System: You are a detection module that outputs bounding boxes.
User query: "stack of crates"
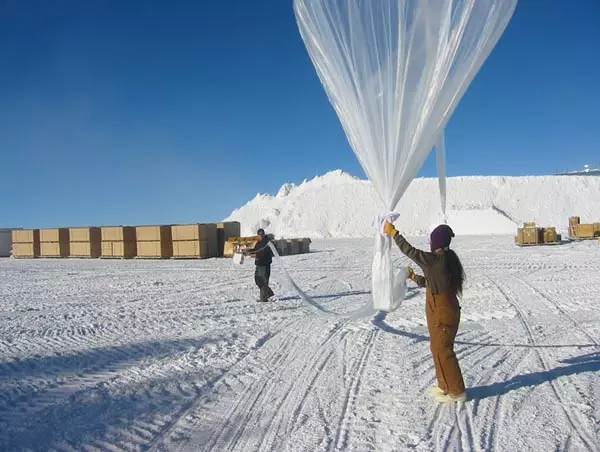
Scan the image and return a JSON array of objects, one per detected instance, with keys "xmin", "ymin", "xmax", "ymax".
[
  {"xmin": 40, "ymin": 228, "xmax": 70, "ymax": 257},
  {"xmin": 69, "ymin": 227, "xmax": 102, "ymax": 258},
  {"xmin": 136, "ymin": 226, "xmax": 173, "ymax": 259},
  {"xmin": 515, "ymin": 222, "xmax": 561, "ymax": 246},
  {"xmin": 12, "ymin": 229, "xmax": 40, "ymax": 258},
  {"xmin": 515, "ymin": 223, "xmax": 541, "ymax": 246},
  {"xmin": 568, "ymin": 216, "xmax": 599, "ymax": 240},
  {"xmin": 172, "ymin": 224, "xmax": 218, "ymax": 259},
  {"xmin": 101, "ymin": 226, "xmax": 137, "ymax": 258}
]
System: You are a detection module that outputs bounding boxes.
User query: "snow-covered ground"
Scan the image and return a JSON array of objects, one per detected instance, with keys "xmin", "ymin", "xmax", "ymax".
[
  {"xmin": 225, "ymin": 170, "xmax": 600, "ymax": 238},
  {"xmin": 1, "ymin": 235, "xmax": 599, "ymax": 451}
]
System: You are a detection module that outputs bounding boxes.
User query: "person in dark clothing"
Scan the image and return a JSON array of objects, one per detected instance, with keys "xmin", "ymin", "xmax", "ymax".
[
  {"xmin": 384, "ymin": 222, "xmax": 467, "ymax": 403},
  {"xmin": 245, "ymin": 228, "xmax": 275, "ymax": 302}
]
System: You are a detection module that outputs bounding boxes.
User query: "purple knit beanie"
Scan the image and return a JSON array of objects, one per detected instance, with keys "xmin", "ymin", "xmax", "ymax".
[{"xmin": 430, "ymin": 224, "xmax": 455, "ymax": 252}]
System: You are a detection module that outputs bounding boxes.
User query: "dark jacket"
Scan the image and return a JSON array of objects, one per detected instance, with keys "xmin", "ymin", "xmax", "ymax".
[
  {"xmin": 393, "ymin": 233, "xmax": 454, "ymax": 296},
  {"xmin": 248, "ymin": 237, "xmax": 273, "ymax": 266}
]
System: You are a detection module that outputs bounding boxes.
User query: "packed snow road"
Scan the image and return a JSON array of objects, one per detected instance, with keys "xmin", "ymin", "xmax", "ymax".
[{"xmin": 1, "ymin": 236, "xmax": 599, "ymax": 451}]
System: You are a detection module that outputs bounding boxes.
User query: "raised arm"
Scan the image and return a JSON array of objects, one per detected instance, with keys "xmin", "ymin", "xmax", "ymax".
[{"xmin": 393, "ymin": 233, "xmax": 440, "ymax": 271}]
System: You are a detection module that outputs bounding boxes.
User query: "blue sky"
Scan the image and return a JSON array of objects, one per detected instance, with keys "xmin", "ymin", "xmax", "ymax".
[{"xmin": 1, "ymin": 1, "xmax": 599, "ymax": 228}]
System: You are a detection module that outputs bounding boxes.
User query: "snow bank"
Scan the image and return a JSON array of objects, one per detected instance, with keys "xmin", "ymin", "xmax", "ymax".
[{"xmin": 224, "ymin": 170, "xmax": 600, "ymax": 238}]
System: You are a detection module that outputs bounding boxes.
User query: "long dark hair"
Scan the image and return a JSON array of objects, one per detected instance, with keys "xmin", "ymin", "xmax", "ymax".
[{"xmin": 445, "ymin": 250, "xmax": 466, "ymax": 298}]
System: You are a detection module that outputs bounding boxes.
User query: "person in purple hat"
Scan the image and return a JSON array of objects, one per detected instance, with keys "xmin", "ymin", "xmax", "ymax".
[{"xmin": 383, "ymin": 221, "xmax": 467, "ymax": 403}]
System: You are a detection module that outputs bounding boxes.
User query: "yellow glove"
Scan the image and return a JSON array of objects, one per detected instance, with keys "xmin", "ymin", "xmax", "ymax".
[
  {"xmin": 383, "ymin": 222, "xmax": 398, "ymax": 237},
  {"xmin": 407, "ymin": 266, "xmax": 416, "ymax": 281}
]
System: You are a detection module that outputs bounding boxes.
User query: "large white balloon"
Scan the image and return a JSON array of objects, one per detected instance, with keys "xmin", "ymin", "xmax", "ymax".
[{"xmin": 294, "ymin": 0, "xmax": 517, "ymax": 311}]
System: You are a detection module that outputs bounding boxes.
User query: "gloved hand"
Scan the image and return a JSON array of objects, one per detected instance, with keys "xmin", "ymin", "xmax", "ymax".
[
  {"xmin": 407, "ymin": 265, "xmax": 416, "ymax": 281},
  {"xmin": 383, "ymin": 222, "xmax": 398, "ymax": 237}
]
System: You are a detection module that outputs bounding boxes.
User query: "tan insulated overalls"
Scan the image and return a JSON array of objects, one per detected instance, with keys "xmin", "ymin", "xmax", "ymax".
[{"xmin": 394, "ymin": 233, "xmax": 466, "ymax": 395}]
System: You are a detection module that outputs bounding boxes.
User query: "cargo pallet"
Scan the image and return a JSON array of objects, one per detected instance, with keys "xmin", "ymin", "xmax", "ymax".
[
  {"xmin": 515, "ymin": 240, "xmax": 564, "ymax": 247},
  {"xmin": 567, "ymin": 236, "xmax": 599, "ymax": 241}
]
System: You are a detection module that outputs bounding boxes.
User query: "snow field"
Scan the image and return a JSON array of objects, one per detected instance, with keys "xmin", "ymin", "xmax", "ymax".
[{"xmin": 0, "ymin": 235, "xmax": 599, "ymax": 451}]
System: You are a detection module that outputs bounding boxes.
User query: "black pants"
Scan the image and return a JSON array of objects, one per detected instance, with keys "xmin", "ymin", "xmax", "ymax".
[{"xmin": 255, "ymin": 265, "xmax": 274, "ymax": 301}]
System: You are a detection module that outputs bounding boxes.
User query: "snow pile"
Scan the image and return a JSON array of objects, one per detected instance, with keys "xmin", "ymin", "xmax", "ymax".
[{"xmin": 224, "ymin": 170, "xmax": 600, "ymax": 238}]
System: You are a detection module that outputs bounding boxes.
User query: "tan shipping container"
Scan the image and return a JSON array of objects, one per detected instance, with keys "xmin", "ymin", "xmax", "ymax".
[
  {"xmin": 40, "ymin": 241, "xmax": 70, "ymax": 258},
  {"xmin": 40, "ymin": 228, "xmax": 69, "ymax": 243},
  {"xmin": 13, "ymin": 242, "xmax": 40, "ymax": 258},
  {"xmin": 569, "ymin": 216, "xmax": 581, "ymax": 225},
  {"xmin": 70, "ymin": 241, "xmax": 101, "ymax": 258},
  {"xmin": 101, "ymin": 226, "xmax": 136, "ymax": 243},
  {"xmin": 594, "ymin": 223, "xmax": 600, "ymax": 234},
  {"xmin": 101, "ymin": 241, "xmax": 137, "ymax": 258},
  {"xmin": 12, "ymin": 229, "xmax": 40, "ymax": 244},
  {"xmin": 69, "ymin": 227, "xmax": 101, "ymax": 243}
]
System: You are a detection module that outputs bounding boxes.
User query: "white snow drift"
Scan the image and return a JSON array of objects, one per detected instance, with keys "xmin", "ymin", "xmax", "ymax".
[{"xmin": 225, "ymin": 170, "xmax": 600, "ymax": 238}]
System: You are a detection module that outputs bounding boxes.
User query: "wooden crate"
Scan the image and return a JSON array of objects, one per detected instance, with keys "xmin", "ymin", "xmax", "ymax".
[
  {"xmin": 522, "ymin": 228, "xmax": 540, "ymax": 245},
  {"xmin": 40, "ymin": 242, "xmax": 70, "ymax": 258},
  {"xmin": 101, "ymin": 226, "xmax": 136, "ymax": 243},
  {"xmin": 40, "ymin": 228, "xmax": 69, "ymax": 243},
  {"xmin": 101, "ymin": 241, "xmax": 137, "ymax": 259},
  {"xmin": 274, "ymin": 239, "xmax": 289, "ymax": 256},
  {"xmin": 288, "ymin": 239, "xmax": 301, "ymax": 255},
  {"xmin": 136, "ymin": 225, "xmax": 172, "ymax": 242},
  {"xmin": 137, "ymin": 240, "xmax": 173, "ymax": 259},
  {"xmin": 70, "ymin": 241, "xmax": 101, "ymax": 258},
  {"xmin": 69, "ymin": 227, "xmax": 101, "ymax": 243},
  {"xmin": 542, "ymin": 227, "xmax": 558, "ymax": 243},
  {"xmin": 573, "ymin": 224, "xmax": 595, "ymax": 239},
  {"xmin": 12, "ymin": 229, "xmax": 40, "ymax": 244},
  {"xmin": 173, "ymin": 240, "xmax": 211, "ymax": 259},
  {"xmin": 12, "ymin": 242, "xmax": 40, "ymax": 258}
]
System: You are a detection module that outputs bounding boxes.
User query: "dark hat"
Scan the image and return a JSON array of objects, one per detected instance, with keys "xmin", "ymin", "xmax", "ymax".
[
  {"xmin": 430, "ymin": 224, "xmax": 455, "ymax": 251},
  {"xmin": 257, "ymin": 228, "xmax": 265, "ymax": 235}
]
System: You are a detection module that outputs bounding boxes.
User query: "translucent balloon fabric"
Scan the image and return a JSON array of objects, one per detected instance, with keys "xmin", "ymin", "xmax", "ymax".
[{"xmin": 294, "ymin": 0, "xmax": 517, "ymax": 311}]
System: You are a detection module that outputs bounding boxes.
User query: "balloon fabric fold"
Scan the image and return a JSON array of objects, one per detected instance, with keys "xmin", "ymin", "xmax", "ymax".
[{"xmin": 294, "ymin": 0, "xmax": 517, "ymax": 311}]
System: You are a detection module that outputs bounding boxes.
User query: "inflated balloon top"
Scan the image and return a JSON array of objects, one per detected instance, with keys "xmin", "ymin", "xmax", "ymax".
[{"xmin": 294, "ymin": 0, "xmax": 517, "ymax": 311}]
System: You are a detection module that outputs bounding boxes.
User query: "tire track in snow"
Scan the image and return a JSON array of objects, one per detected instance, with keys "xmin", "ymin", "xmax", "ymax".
[
  {"xmin": 146, "ymin": 318, "xmax": 306, "ymax": 452},
  {"xmin": 329, "ymin": 327, "xmax": 378, "ymax": 452},
  {"xmin": 255, "ymin": 325, "xmax": 347, "ymax": 452},
  {"xmin": 220, "ymin": 318, "xmax": 350, "ymax": 452},
  {"xmin": 489, "ymin": 277, "xmax": 599, "ymax": 452},
  {"xmin": 217, "ymin": 322, "xmax": 338, "ymax": 452},
  {"xmin": 516, "ymin": 275, "xmax": 599, "ymax": 346}
]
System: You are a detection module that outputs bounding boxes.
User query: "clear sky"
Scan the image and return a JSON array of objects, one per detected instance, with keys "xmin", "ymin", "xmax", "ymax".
[{"xmin": 1, "ymin": 1, "xmax": 599, "ymax": 228}]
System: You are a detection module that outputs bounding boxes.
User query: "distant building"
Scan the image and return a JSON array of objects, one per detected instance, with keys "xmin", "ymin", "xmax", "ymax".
[{"xmin": 556, "ymin": 164, "xmax": 600, "ymax": 176}]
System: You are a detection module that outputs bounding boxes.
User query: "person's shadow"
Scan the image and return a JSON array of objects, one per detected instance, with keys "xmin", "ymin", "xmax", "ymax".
[
  {"xmin": 467, "ymin": 351, "xmax": 600, "ymax": 401},
  {"xmin": 371, "ymin": 312, "xmax": 600, "ymax": 401}
]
